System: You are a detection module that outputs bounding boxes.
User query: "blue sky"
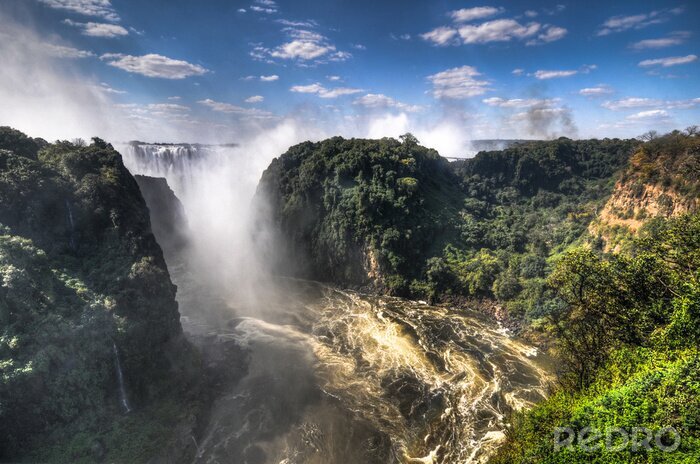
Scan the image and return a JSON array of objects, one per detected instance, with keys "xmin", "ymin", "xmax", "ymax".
[{"xmin": 0, "ymin": 0, "xmax": 698, "ymax": 156}]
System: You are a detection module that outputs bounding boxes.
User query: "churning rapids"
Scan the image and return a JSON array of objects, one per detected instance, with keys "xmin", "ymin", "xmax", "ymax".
[{"xmin": 121, "ymin": 143, "xmax": 553, "ymax": 464}]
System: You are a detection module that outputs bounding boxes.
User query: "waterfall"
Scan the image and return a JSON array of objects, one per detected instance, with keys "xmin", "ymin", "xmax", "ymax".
[
  {"xmin": 112, "ymin": 342, "xmax": 132, "ymax": 413},
  {"xmin": 119, "ymin": 142, "xmax": 277, "ymax": 306},
  {"xmin": 65, "ymin": 199, "xmax": 77, "ymax": 250},
  {"xmin": 120, "ymin": 143, "xmax": 221, "ymax": 194}
]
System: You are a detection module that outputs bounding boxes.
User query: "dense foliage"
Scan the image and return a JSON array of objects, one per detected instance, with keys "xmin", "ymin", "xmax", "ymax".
[
  {"xmin": 257, "ymin": 135, "xmax": 640, "ymax": 317},
  {"xmin": 492, "ymin": 212, "xmax": 700, "ymax": 463},
  {"xmin": 422, "ymin": 137, "xmax": 638, "ymax": 312},
  {"xmin": 0, "ymin": 126, "xmax": 47, "ymax": 159},
  {"xmin": 0, "ymin": 128, "xmax": 197, "ymax": 461},
  {"xmin": 257, "ymin": 135, "xmax": 463, "ymax": 293}
]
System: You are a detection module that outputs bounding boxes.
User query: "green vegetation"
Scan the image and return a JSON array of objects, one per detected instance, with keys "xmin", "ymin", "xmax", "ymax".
[
  {"xmin": 2, "ymin": 122, "xmax": 698, "ymax": 462},
  {"xmin": 492, "ymin": 213, "xmax": 700, "ymax": 463},
  {"xmin": 257, "ymin": 129, "xmax": 700, "ymax": 463},
  {"xmin": 258, "ymin": 135, "xmax": 640, "ymax": 318},
  {"xmin": 257, "ymin": 135, "xmax": 464, "ymax": 294},
  {"xmin": 0, "ymin": 126, "xmax": 47, "ymax": 159},
  {"xmin": 0, "ymin": 127, "xmax": 199, "ymax": 461}
]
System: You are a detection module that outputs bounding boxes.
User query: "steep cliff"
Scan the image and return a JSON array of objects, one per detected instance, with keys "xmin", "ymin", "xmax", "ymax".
[
  {"xmin": 255, "ymin": 135, "xmax": 463, "ymax": 293},
  {"xmin": 590, "ymin": 132, "xmax": 700, "ymax": 250},
  {"xmin": 0, "ymin": 128, "xmax": 197, "ymax": 460},
  {"xmin": 134, "ymin": 174, "xmax": 189, "ymax": 256}
]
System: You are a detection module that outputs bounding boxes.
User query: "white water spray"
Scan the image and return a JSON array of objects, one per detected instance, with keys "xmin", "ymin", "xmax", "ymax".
[
  {"xmin": 112, "ymin": 342, "xmax": 131, "ymax": 414},
  {"xmin": 65, "ymin": 199, "xmax": 77, "ymax": 250}
]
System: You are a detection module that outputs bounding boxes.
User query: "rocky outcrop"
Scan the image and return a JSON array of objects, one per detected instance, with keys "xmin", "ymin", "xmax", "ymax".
[
  {"xmin": 0, "ymin": 129, "xmax": 197, "ymax": 459},
  {"xmin": 590, "ymin": 134, "xmax": 700, "ymax": 250},
  {"xmin": 134, "ymin": 174, "xmax": 189, "ymax": 256}
]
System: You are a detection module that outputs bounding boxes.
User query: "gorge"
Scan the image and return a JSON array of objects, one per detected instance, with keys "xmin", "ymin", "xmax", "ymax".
[
  {"xmin": 1, "ymin": 127, "xmax": 698, "ymax": 463},
  {"xmin": 120, "ymin": 141, "xmax": 554, "ymax": 464}
]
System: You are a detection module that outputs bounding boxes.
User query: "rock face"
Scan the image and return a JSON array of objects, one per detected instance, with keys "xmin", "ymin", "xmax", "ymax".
[
  {"xmin": 590, "ymin": 134, "xmax": 700, "ymax": 250},
  {"xmin": 254, "ymin": 136, "xmax": 463, "ymax": 293},
  {"xmin": 134, "ymin": 174, "xmax": 189, "ymax": 256},
  {"xmin": 0, "ymin": 128, "xmax": 194, "ymax": 458}
]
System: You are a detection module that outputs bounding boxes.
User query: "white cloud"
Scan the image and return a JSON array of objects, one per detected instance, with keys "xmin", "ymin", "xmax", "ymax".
[
  {"xmin": 626, "ymin": 109, "xmax": 669, "ymax": 120},
  {"xmin": 63, "ymin": 19, "xmax": 128, "ymax": 37},
  {"xmin": 512, "ymin": 68, "xmax": 524, "ymax": 75},
  {"xmin": 289, "ymin": 83, "xmax": 325, "ymax": 94},
  {"xmin": 98, "ymin": 82, "xmax": 125, "ymax": 94},
  {"xmin": 483, "ymin": 97, "xmax": 560, "ymax": 108},
  {"xmin": 597, "ymin": 8, "xmax": 684, "ymax": 36},
  {"xmin": 260, "ymin": 74, "xmax": 279, "ymax": 82},
  {"xmin": 197, "ymin": 98, "xmax": 272, "ymax": 118},
  {"xmin": 245, "ymin": 95, "xmax": 264, "ymax": 103},
  {"xmin": 524, "ymin": 10, "xmax": 538, "ymax": 18},
  {"xmin": 272, "ymin": 39, "xmax": 331, "ymax": 60},
  {"xmin": 277, "ymin": 19, "xmax": 319, "ymax": 28},
  {"xmin": 146, "ymin": 103, "xmax": 190, "ymax": 113},
  {"xmin": 630, "ymin": 31, "xmax": 691, "ymax": 50},
  {"xmin": 579, "ymin": 86, "xmax": 613, "ymax": 97},
  {"xmin": 449, "ymin": 6, "xmax": 503, "ymax": 23},
  {"xmin": 602, "ymin": 97, "xmax": 661, "ymax": 110},
  {"xmin": 421, "ymin": 26, "xmax": 459, "ymax": 46},
  {"xmin": 353, "ymin": 93, "xmax": 422, "ymax": 112},
  {"xmin": 249, "ymin": 0, "xmax": 278, "ymax": 14},
  {"xmin": 638, "ymin": 55, "xmax": 698, "ymax": 67},
  {"xmin": 534, "ymin": 69, "xmax": 577, "ymax": 79},
  {"xmin": 254, "ymin": 28, "xmax": 350, "ymax": 63},
  {"xmin": 290, "ymin": 83, "xmax": 362, "ymax": 98},
  {"xmin": 421, "ymin": 11, "xmax": 566, "ymax": 47},
  {"xmin": 602, "ymin": 97, "xmax": 700, "ymax": 111},
  {"xmin": 101, "ymin": 53, "xmax": 209, "ymax": 79},
  {"xmin": 428, "ymin": 65, "xmax": 491, "ymax": 99},
  {"xmin": 38, "ymin": 0, "xmax": 120, "ymax": 22},
  {"xmin": 45, "ymin": 43, "xmax": 95, "ymax": 58},
  {"xmin": 665, "ymin": 98, "xmax": 700, "ymax": 109},
  {"xmin": 527, "ymin": 25, "xmax": 567, "ymax": 45},
  {"xmin": 598, "ymin": 14, "xmax": 651, "ymax": 35},
  {"xmin": 458, "ymin": 19, "xmax": 541, "ymax": 43},
  {"xmin": 327, "ymin": 75, "xmax": 341, "ymax": 81}
]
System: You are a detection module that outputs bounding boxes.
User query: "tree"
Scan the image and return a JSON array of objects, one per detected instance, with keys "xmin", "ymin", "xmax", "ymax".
[
  {"xmin": 546, "ymin": 247, "xmax": 668, "ymax": 388},
  {"xmin": 399, "ymin": 133, "xmax": 419, "ymax": 146}
]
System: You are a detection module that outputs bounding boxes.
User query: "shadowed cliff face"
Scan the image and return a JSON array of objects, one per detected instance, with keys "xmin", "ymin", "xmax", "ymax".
[
  {"xmin": 134, "ymin": 174, "xmax": 189, "ymax": 255},
  {"xmin": 0, "ymin": 129, "xmax": 195, "ymax": 459}
]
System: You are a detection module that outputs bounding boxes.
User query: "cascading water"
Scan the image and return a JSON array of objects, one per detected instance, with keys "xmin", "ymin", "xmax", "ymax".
[
  {"xmin": 118, "ymin": 142, "xmax": 553, "ymax": 463},
  {"xmin": 65, "ymin": 199, "xmax": 77, "ymax": 250},
  {"xmin": 112, "ymin": 342, "xmax": 131, "ymax": 414},
  {"xmin": 187, "ymin": 281, "xmax": 552, "ymax": 464},
  {"xmin": 120, "ymin": 142, "xmax": 273, "ymax": 309}
]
